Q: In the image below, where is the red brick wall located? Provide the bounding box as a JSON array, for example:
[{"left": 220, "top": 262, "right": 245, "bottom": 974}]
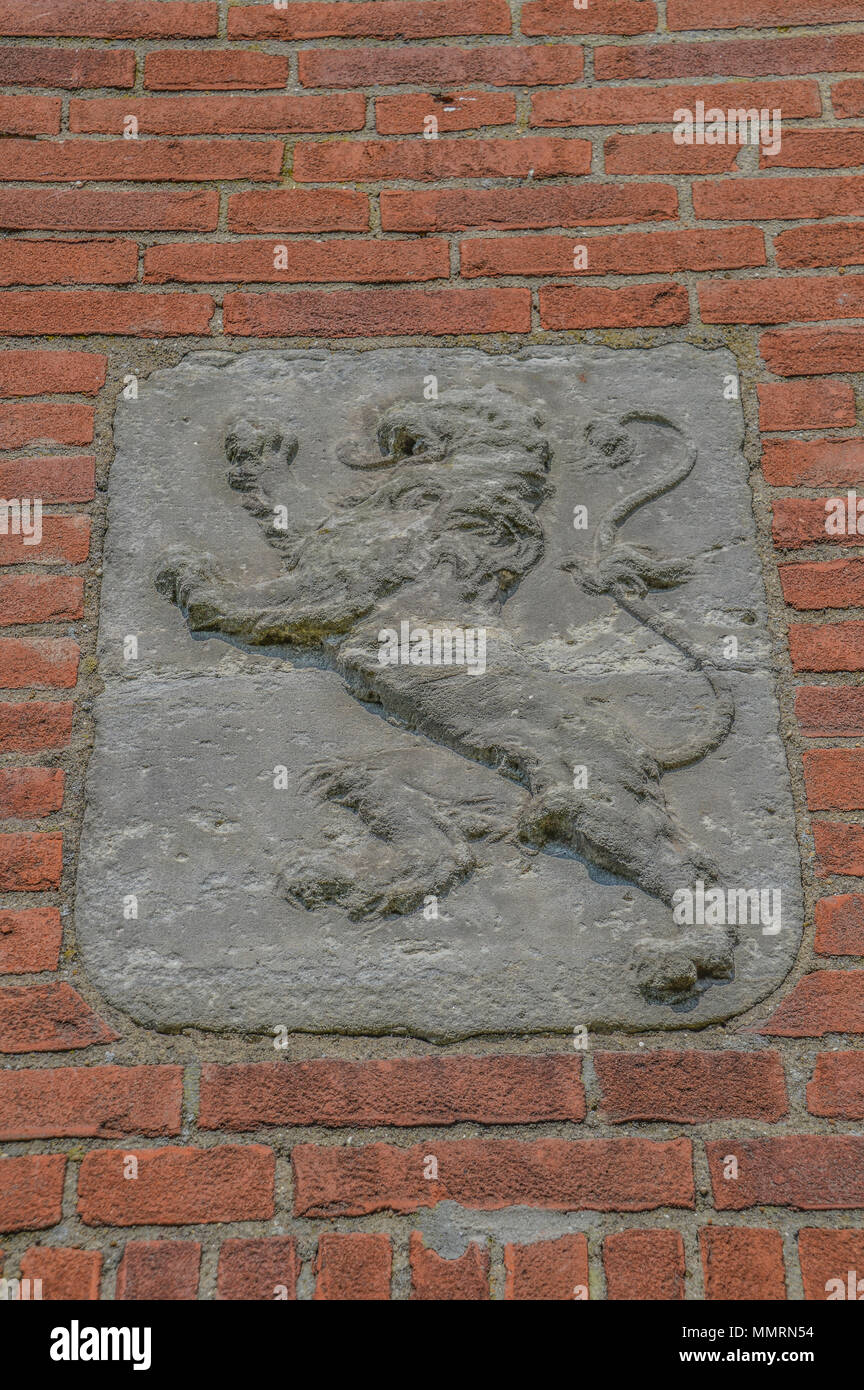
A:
[{"left": 2, "top": 0, "right": 864, "bottom": 1301}]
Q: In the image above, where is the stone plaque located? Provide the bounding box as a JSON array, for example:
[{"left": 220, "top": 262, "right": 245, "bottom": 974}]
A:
[{"left": 76, "top": 346, "right": 802, "bottom": 1038}]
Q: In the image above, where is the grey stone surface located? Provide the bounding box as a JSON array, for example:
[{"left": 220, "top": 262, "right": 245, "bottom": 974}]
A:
[{"left": 76, "top": 346, "right": 803, "bottom": 1037}]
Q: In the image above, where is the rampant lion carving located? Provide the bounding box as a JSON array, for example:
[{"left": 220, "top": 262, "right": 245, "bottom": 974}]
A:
[{"left": 155, "top": 386, "right": 738, "bottom": 1004}]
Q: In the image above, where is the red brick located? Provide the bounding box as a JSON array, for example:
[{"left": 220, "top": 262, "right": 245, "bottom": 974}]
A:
[
  {"left": 71, "top": 94, "right": 366, "bottom": 135},
  {"left": 200, "top": 1055, "right": 584, "bottom": 1130},
  {"left": 20, "top": 1246, "right": 101, "bottom": 1300},
  {"left": 816, "top": 824, "right": 864, "bottom": 875},
  {"left": 0, "top": 768, "right": 64, "bottom": 819},
  {"left": 0, "top": 403, "right": 93, "bottom": 450},
  {"left": 784, "top": 559, "right": 864, "bottom": 610},
  {"left": 762, "top": 327, "right": 864, "bottom": 377},
  {"left": 462, "top": 227, "right": 765, "bottom": 278},
  {"left": 0, "top": 457, "right": 94, "bottom": 501},
  {"left": 668, "top": 0, "right": 864, "bottom": 27},
  {"left": 0, "top": 351, "right": 106, "bottom": 398},
  {"left": 223, "top": 287, "right": 531, "bottom": 338},
  {"left": 702, "top": 274, "right": 864, "bottom": 326},
  {"left": 777, "top": 222, "right": 864, "bottom": 270},
  {"left": 789, "top": 622, "right": 864, "bottom": 672},
  {"left": 0, "top": 48, "right": 134, "bottom": 87},
  {"left": 504, "top": 1234, "right": 589, "bottom": 1300},
  {"left": 0, "top": 241, "right": 136, "bottom": 287},
  {"left": 0, "top": 189, "right": 217, "bottom": 232},
  {"left": 708, "top": 1136, "right": 864, "bottom": 1210},
  {"left": 299, "top": 45, "right": 584, "bottom": 88},
  {"left": 763, "top": 129, "right": 864, "bottom": 170},
  {"left": 116, "top": 1241, "right": 201, "bottom": 1300},
  {"left": 534, "top": 80, "right": 819, "bottom": 127},
  {"left": 0, "top": 703, "right": 72, "bottom": 754},
  {"left": 375, "top": 91, "right": 516, "bottom": 134},
  {"left": 230, "top": 0, "right": 511, "bottom": 38},
  {"left": 0, "top": 1154, "right": 65, "bottom": 1232},
  {"left": 382, "top": 184, "right": 677, "bottom": 232},
  {"left": 0, "top": 1065, "right": 183, "bottom": 1141},
  {"left": 145, "top": 240, "right": 449, "bottom": 285},
  {"left": 0, "top": 982, "right": 116, "bottom": 1052},
  {"left": 804, "top": 749, "right": 864, "bottom": 811},
  {"left": 0, "top": 139, "right": 283, "bottom": 183},
  {"left": 697, "top": 176, "right": 864, "bottom": 223},
  {"left": 605, "top": 132, "right": 738, "bottom": 174},
  {"left": 0, "top": 95, "right": 60, "bottom": 135},
  {"left": 540, "top": 282, "right": 689, "bottom": 330},
  {"left": 700, "top": 1228, "right": 786, "bottom": 1300},
  {"left": 78, "top": 1145, "right": 275, "bottom": 1226},
  {"left": 0, "top": 1, "right": 218, "bottom": 38},
  {"left": 0, "top": 517, "right": 91, "bottom": 567},
  {"left": 814, "top": 894, "right": 864, "bottom": 954},
  {"left": 0, "top": 830, "right": 63, "bottom": 885},
  {"left": 596, "top": 34, "right": 864, "bottom": 80},
  {"left": 410, "top": 1233, "right": 489, "bottom": 1300},
  {"left": 229, "top": 190, "right": 369, "bottom": 233},
  {"left": 145, "top": 50, "right": 290, "bottom": 90},
  {"left": 0, "top": 576, "right": 84, "bottom": 626},
  {"left": 808, "top": 1052, "right": 864, "bottom": 1118},
  {"left": 0, "top": 292, "right": 213, "bottom": 337},
  {"left": 604, "top": 1230, "right": 685, "bottom": 1301},
  {"left": 759, "top": 971, "right": 864, "bottom": 1034},
  {"left": 314, "top": 1232, "right": 392, "bottom": 1301},
  {"left": 595, "top": 1050, "right": 787, "bottom": 1123},
  {"left": 0, "top": 907, "right": 62, "bottom": 973},
  {"left": 833, "top": 80, "right": 864, "bottom": 119},
  {"left": 766, "top": 442, "right": 864, "bottom": 489},
  {"left": 295, "top": 136, "right": 591, "bottom": 182},
  {"left": 292, "top": 1139, "right": 694, "bottom": 1216},
  {"left": 522, "top": 0, "right": 656, "bottom": 34},
  {"left": 799, "top": 1228, "right": 864, "bottom": 1300},
  {"left": 758, "top": 381, "right": 856, "bottom": 432},
  {"left": 774, "top": 497, "right": 864, "bottom": 550},
  {"left": 217, "top": 1237, "right": 299, "bottom": 1301}
]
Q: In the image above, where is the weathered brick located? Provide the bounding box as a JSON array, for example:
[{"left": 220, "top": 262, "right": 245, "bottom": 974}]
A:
[
  {"left": 78, "top": 1145, "right": 275, "bottom": 1226},
  {"left": 223, "top": 287, "right": 531, "bottom": 337},
  {"left": 540, "top": 282, "right": 689, "bottom": 329},
  {"left": 299, "top": 45, "right": 584, "bottom": 88},
  {"left": 230, "top": 0, "right": 511, "bottom": 38},
  {"left": 605, "top": 1230, "right": 685, "bottom": 1301},
  {"left": 0, "top": 1154, "right": 65, "bottom": 1232},
  {"left": 314, "top": 1233, "right": 392, "bottom": 1301},
  {"left": 375, "top": 91, "right": 516, "bottom": 134},
  {"left": 0, "top": 1065, "right": 183, "bottom": 1140},
  {"left": 522, "top": 0, "right": 656, "bottom": 34},
  {"left": 229, "top": 190, "right": 369, "bottom": 233},
  {"left": 701, "top": 274, "right": 864, "bottom": 325},
  {"left": 535, "top": 80, "right": 819, "bottom": 127},
  {"left": 0, "top": 516, "right": 90, "bottom": 568},
  {"left": 813, "top": 894, "right": 864, "bottom": 954},
  {"left": 595, "top": 1050, "right": 787, "bottom": 1123},
  {"left": 0, "top": 907, "right": 62, "bottom": 973},
  {"left": 0, "top": 982, "right": 116, "bottom": 1052},
  {"left": 798, "top": 1228, "right": 864, "bottom": 1300},
  {"left": 759, "top": 971, "right": 864, "bottom": 1033},
  {"left": 761, "top": 327, "right": 864, "bottom": 377},
  {"left": 816, "top": 824, "right": 864, "bottom": 875},
  {"left": 0, "top": 456, "right": 94, "bottom": 502},
  {"left": 381, "top": 184, "right": 677, "bottom": 232},
  {"left": 71, "top": 94, "right": 366, "bottom": 135},
  {"left": 410, "top": 1233, "right": 489, "bottom": 1300},
  {"left": 605, "top": 132, "right": 737, "bottom": 174},
  {"left": 200, "top": 1055, "right": 583, "bottom": 1129},
  {"left": 145, "top": 50, "right": 289, "bottom": 90},
  {"left": 808, "top": 1052, "right": 864, "bottom": 1118},
  {"left": 784, "top": 559, "right": 864, "bottom": 610},
  {"left": 708, "top": 1137, "right": 864, "bottom": 1210},
  {"left": 804, "top": 749, "right": 864, "bottom": 811},
  {"left": 0, "top": 48, "right": 134, "bottom": 87},
  {"left": 293, "top": 1139, "right": 694, "bottom": 1216},
  {"left": 833, "top": 79, "right": 864, "bottom": 119},
  {"left": 217, "top": 1237, "right": 299, "bottom": 1301},
  {"left": 462, "top": 228, "right": 765, "bottom": 278},
  {"left": 294, "top": 136, "right": 591, "bottom": 182},
  {"left": 777, "top": 222, "right": 864, "bottom": 270},
  {"left": 0, "top": 189, "right": 217, "bottom": 232},
  {"left": 145, "top": 240, "right": 449, "bottom": 285},
  {"left": 763, "top": 129, "right": 864, "bottom": 170},
  {"left": 668, "top": 0, "right": 864, "bottom": 27},
  {"left": 0, "top": 292, "right": 213, "bottom": 337},
  {"left": 596, "top": 34, "right": 864, "bottom": 81},
  {"left": 20, "top": 1246, "right": 101, "bottom": 1300},
  {"left": 789, "top": 622, "right": 864, "bottom": 672},
  {"left": 0, "top": 95, "right": 60, "bottom": 134},
  {"left": 758, "top": 381, "right": 856, "bottom": 432},
  {"left": 700, "top": 1228, "right": 786, "bottom": 1300},
  {"left": 0, "top": 830, "right": 63, "bottom": 885},
  {"left": 504, "top": 1234, "right": 589, "bottom": 1300},
  {"left": 0, "top": 139, "right": 283, "bottom": 183},
  {"left": 698, "top": 176, "right": 864, "bottom": 225},
  {"left": 766, "top": 441, "right": 864, "bottom": 488},
  {"left": 0, "top": 402, "right": 93, "bottom": 449},
  {"left": 0, "top": 350, "right": 106, "bottom": 397},
  {"left": 774, "top": 498, "right": 864, "bottom": 550},
  {"left": 0, "top": 1, "right": 216, "bottom": 37},
  {"left": 0, "top": 240, "right": 136, "bottom": 287},
  {"left": 0, "top": 576, "right": 84, "bottom": 626},
  {"left": 0, "top": 768, "right": 64, "bottom": 819},
  {"left": 116, "top": 1241, "right": 201, "bottom": 1300}
]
